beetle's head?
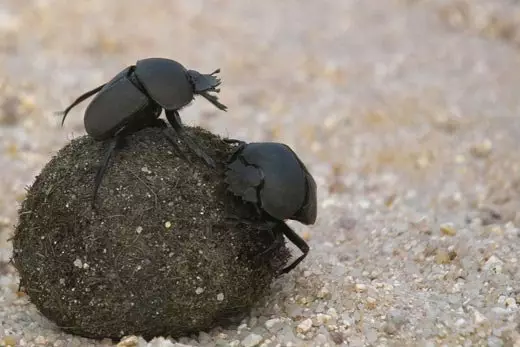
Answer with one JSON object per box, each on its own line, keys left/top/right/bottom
{"left": 187, "top": 69, "right": 227, "bottom": 111}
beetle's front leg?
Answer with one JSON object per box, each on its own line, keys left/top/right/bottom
{"left": 277, "top": 222, "right": 310, "bottom": 275}
{"left": 92, "top": 128, "right": 126, "bottom": 209}
{"left": 164, "top": 110, "right": 216, "bottom": 168}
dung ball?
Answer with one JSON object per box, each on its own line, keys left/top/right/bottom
{"left": 12, "top": 126, "right": 290, "bottom": 341}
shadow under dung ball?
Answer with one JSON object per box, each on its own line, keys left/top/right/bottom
{"left": 12, "top": 126, "right": 290, "bottom": 340}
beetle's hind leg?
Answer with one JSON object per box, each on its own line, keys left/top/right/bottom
{"left": 277, "top": 222, "right": 310, "bottom": 274}
{"left": 164, "top": 110, "right": 216, "bottom": 168}
{"left": 92, "top": 129, "right": 125, "bottom": 209}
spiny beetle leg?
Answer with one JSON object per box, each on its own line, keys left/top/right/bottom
{"left": 161, "top": 127, "right": 193, "bottom": 165}
{"left": 91, "top": 128, "right": 125, "bottom": 209}
{"left": 277, "top": 222, "right": 310, "bottom": 275}
{"left": 149, "top": 118, "right": 188, "bottom": 162}
{"left": 258, "top": 228, "right": 285, "bottom": 257}
{"left": 165, "top": 110, "right": 216, "bottom": 169}
{"left": 222, "top": 138, "right": 247, "bottom": 163}
{"left": 57, "top": 84, "right": 106, "bottom": 126}
{"left": 222, "top": 138, "right": 246, "bottom": 145}
{"left": 199, "top": 90, "right": 228, "bottom": 111}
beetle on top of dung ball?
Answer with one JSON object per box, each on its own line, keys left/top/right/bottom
{"left": 57, "top": 57, "right": 227, "bottom": 207}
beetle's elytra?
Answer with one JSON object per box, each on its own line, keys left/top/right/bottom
{"left": 57, "top": 57, "right": 227, "bottom": 208}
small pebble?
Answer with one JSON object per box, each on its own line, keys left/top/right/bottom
{"left": 34, "top": 336, "right": 47, "bottom": 345}
{"left": 473, "top": 309, "right": 487, "bottom": 325}
{"left": 440, "top": 223, "right": 457, "bottom": 236}
{"left": 483, "top": 255, "right": 504, "bottom": 274}
{"left": 355, "top": 283, "right": 367, "bottom": 292}
{"left": 296, "top": 318, "right": 313, "bottom": 333}
{"left": 435, "top": 249, "right": 451, "bottom": 264}
{"left": 366, "top": 296, "right": 377, "bottom": 309}
{"left": 73, "top": 258, "right": 82, "bottom": 268}
{"left": 116, "top": 336, "right": 141, "bottom": 347}
{"left": 265, "top": 318, "right": 284, "bottom": 333}
{"left": 241, "top": 333, "right": 263, "bottom": 347}
{"left": 3, "top": 336, "right": 17, "bottom": 346}
{"left": 470, "top": 139, "right": 493, "bottom": 158}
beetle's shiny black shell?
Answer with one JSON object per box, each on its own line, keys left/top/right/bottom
{"left": 84, "top": 67, "right": 161, "bottom": 140}
{"left": 134, "top": 58, "right": 194, "bottom": 110}
{"left": 236, "top": 143, "right": 317, "bottom": 225}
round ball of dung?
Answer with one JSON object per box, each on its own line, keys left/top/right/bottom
{"left": 12, "top": 126, "right": 290, "bottom": 341}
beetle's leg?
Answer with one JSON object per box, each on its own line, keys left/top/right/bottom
{"left": 158, "top": 126, "right": 192, "bottom": 164}
{"left": 164, "top": 110, "right": 216, "bottom": 168}
{"left": 222, "top": 139, "right": 248, "bottom": 165}
{"left": 277, "top": 222, "right": 310, "bottom": 274}
{"left": 258, "top": 227, "right": 285, "bottom": 257}
{"left": 222, "top": 138, "right": 246, "bottom": 145}
{"left": 150, "top": 119, "right": 188, "bottom": 161}
{"left": 56, "top": 84, "right": 106, "bottom": 126}
{"left": 91, "top": 129, "right": 125, "bottom": 209}
{"left": 199, "top": 90, "right": 228, "bottom": 111}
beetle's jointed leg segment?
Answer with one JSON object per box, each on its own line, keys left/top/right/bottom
{"left": 277, "top": 222, "right": 310, "bottom": 274}
{"left": 165, "top": 110, "right": 216, "bottom": 168}
{"left": 91, "top": 128, "right": 125, "bottom": 209}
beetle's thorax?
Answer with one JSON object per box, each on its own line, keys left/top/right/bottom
{"left": 127, "top": 67, "right": 153, "bottom": 99}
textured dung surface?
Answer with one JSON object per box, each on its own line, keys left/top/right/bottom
{"left": 12, "top": 126, "right": 289, "bottom": 341}
{"left": 1, "top": 0, "right": 520, "bottom": 346}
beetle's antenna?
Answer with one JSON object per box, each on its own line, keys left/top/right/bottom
{"left": 55, "top": 84, "right": 106, "bottom": 126}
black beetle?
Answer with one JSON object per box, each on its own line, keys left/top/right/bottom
{"left": 57, "top": 57, "right": 227, "bottom": 207}
{"left": 223, "top": 139, "right": 317, "bottom": 274}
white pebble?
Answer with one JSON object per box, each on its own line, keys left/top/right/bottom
{"left": 473, "top": 309, "right": 487, "bottom": 325}
{"left": 296, "top": 318, "right": 313, "bottom": 333}
{"left": 241, "top": 333, "right": 263, "bottom": 347}
{"left": 264, "top": 318, "right": 284, "bottom": 333}
{"left": 314, "top": 313, "right": 331, "bottom": 326}
{"left": 195, "top": 287, "right": 204, "bottom": 295}
{"left": 216, "top": 293, "right": 224, "bottom": 301}
{"left": 73, "top": 258, "right": 82, "bottom": 268}
{"left": 355, "top": 283, "right": 367, "bottom": 292}
{"left": 483, "top": 255, "right": 504, "bottom": 274}
{"left": 34, "top": 336, "right": 47, "bottom": 345}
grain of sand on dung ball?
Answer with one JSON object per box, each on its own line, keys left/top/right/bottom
{"left": 11, "top": 126, "right": 290, "bottom": 341}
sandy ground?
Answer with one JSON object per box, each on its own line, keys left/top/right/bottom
{"left": 1, "top": 0, "right": 520, "bottom": 346}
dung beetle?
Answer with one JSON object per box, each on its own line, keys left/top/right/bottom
{"left": 57, "top": 57, "right": 227, "bottom": 207}
{"left": 223, "top": 139, "right": 317, "bottom": 274}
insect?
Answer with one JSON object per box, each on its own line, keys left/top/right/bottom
{"left": 57, "top": 57, "right": 227, "bottom": 207}
{"left": 223, "top": 139, "right": 317, "bottom": 274}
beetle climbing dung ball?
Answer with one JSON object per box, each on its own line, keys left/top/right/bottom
{"left": 224, "top": 139, "right": 318, "bottom": 274}
{"left": 57, "top": 57, "right": 228, "bottom": 205}
{"left": 11, "top": 126, "right": 290, "bottom": 341}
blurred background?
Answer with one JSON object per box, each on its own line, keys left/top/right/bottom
{"left": 1, "top": 0, "right": 520, "bottom": 345}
